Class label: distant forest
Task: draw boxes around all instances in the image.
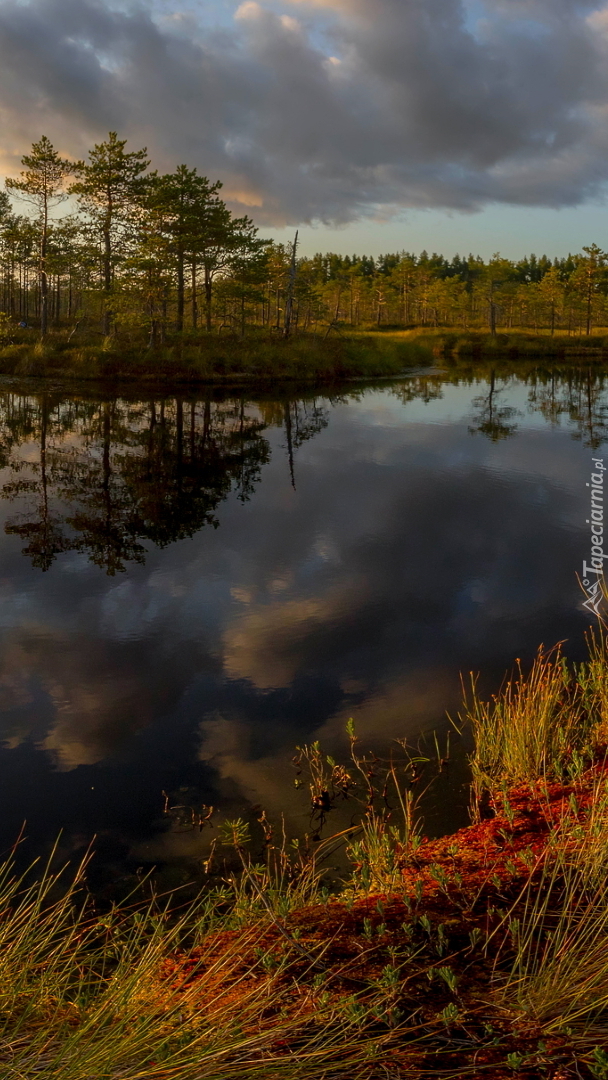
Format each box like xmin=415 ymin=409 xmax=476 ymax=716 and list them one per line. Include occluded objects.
xmin=2 ymin=134 xmax=608 ymax=342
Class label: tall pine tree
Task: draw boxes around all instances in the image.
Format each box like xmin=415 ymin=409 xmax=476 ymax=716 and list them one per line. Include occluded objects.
xmin=5 ymin=137 xmax=71 ymax=337
xmin=70 ymin=133 xmax=150 ymax=334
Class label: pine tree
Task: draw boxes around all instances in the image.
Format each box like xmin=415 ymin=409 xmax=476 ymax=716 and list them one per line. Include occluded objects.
xmin=199 ymin=208 xmax=263 ymax=332
xmin=69 ymin=133 xmax=150 ymax=334
xmin=152 ymin=166 xmax=223 ymax=332
xmin=0 ymin=190 xmax=11 ymax=226
xmin=5 ymin=137 xmax=71 ymax=337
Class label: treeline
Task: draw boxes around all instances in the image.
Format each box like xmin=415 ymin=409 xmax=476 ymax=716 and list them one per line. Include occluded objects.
xmin=0 ymin=134 xmax=265 ymax=344
xmin=299 ymin=247 xmax=608 ymax=337
xmin=2 ymin=134 xmax=608 ymax=342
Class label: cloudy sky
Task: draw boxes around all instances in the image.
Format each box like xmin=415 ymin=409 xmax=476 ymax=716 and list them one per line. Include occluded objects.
xmin=2 ymin=0 xmax=608 ymax=256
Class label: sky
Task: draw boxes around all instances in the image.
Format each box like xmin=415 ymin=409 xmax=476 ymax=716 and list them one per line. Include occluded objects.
xmin=2 ymin=0 xmax=608 ymax=258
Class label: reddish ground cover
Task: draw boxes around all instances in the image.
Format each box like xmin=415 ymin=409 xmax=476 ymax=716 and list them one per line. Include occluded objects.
xmin=158 ymin=767 xmax=608 ymax=1079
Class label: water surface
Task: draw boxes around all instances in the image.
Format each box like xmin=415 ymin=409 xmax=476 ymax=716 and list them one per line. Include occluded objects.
xmin=0 ymin=366 xmax=604 ymax=884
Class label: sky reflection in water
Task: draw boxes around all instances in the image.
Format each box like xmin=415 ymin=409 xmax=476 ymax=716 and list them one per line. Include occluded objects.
xmin=0 ymin=367 xmax=603 ymax=881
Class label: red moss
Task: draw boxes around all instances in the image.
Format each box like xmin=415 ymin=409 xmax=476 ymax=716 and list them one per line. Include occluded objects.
xmin=155 ymin=766 xmax=608 ymax=1078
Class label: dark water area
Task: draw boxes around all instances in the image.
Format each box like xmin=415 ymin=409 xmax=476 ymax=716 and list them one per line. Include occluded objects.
xmin=0 ymin=365 xmax=605 ymax=888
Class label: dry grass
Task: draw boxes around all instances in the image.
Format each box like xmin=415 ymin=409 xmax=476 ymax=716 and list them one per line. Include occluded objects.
xmin=457 ymin=634 xmax=608 ymax=811
xmin=0 ymin=841 xmax=408 ymax=1079
xmin=0 ymin=329 xmax=430 ymax=384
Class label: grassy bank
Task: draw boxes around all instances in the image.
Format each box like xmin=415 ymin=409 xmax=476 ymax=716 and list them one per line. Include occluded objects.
xmin=369 ymin=327 xmax=608 ymax=362
xmin=0 ymin=329 xmax=434 ymax=384
xmin=2 ymin=325 xmax=608 ymax=387
xmin=3 ymin=637 xmax=608 ymax=1078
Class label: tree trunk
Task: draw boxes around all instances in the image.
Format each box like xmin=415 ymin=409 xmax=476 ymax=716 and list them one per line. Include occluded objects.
xmin=283 ymin=231 xmax=298 ymax=339
xmin=102 ymin=212 xmax=112 ymax=336
xmin=204 ymin=269 xmax=213 ymax=332
xmin=39 ymin=204 xmax=48 ymax=338
xmin=176 ymin=245 xmax=184 ymax=332
xmin=191 ymin=259 xmax=198 ymax=328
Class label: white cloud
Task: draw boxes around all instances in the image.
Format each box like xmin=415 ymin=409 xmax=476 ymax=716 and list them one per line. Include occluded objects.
xmin=279 ymin=13 xmax=301 ymax=31
xmin=235 ymin=1 xmax=263 ymax=20
xmin=587 ymin=3 xmax=608 ymax=41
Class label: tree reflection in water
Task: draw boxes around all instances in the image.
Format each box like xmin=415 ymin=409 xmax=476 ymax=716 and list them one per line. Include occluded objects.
xmin=0 ymin=392 xmax=331 ymax=573
xmin=2 ymin=367 xmax=608 ymax=574
xmin=393 ymin=363 xmax=608 ymax=451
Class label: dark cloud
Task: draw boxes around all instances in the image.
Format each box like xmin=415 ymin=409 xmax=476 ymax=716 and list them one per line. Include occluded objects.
xmin=0 ymin=0 xmax=607 ymax=230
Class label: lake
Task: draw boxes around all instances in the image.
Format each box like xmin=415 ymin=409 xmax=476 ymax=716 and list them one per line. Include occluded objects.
xmin=0 ymin=364 xmax=603 ymax=889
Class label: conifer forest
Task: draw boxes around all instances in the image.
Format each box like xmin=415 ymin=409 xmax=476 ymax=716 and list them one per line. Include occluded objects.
xmin=3 ymin=134 xmax=608 ymax=346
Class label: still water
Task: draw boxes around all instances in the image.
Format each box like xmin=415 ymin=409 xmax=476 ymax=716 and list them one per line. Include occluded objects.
xmin=0 ymin=366 xmax=603 ymax=885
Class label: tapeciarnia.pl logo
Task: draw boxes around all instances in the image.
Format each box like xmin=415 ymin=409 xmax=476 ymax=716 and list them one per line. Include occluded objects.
xmin=582 ymin=457 xmax=607 ymax=615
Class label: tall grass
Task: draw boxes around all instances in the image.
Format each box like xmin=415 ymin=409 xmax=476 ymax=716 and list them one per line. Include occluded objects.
xmin=0 ymin=841 xmax=404 ymax=1079
xmin=0 ymin=732 xmax=442 ymax=1078
xmin=457 ymin=632 xmax=608 ymax=1067
xmin=294 ymin=730 xmax=429 ymax=896
xmin=490 ymin=767 xmax=608 ymax=1052
xmin=458 ymin=635 xmax=608 ymax=810
xmin=422 ymin=328 xmax=608 ymax=360
xmin=0 ymin=330 xmax=431 ymax=383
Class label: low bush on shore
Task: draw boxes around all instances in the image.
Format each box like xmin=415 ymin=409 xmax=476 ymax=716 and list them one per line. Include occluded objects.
xmin=2 ymin=635 xmax=608 ymax=1078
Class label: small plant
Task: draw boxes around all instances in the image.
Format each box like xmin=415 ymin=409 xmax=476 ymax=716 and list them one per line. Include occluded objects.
xmin=429 ymin=862 xmax=449 ymax=891
xmin=434 ymin=922 xmax=448 ymax=956
xmin=439 ymin=1002 xmax=460 ymax=1027
xmin=591 ymin=1048 xmax=608 ymax=1079
xmin=377 ymin=965 xmax=400 ymax=992
xmin=469 ymin=927 xmax=484 ymax=950
xmin=436 ymin=965 xmax=458 ymax=993
xmin=418 ymin=914 xmax=431 ymax=934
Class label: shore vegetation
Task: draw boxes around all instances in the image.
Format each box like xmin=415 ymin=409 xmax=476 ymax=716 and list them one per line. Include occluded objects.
xmin=4 ymin=137 xmax=608 ymax=382
xmin=2 ymin=632 xmax=608 ymax=1078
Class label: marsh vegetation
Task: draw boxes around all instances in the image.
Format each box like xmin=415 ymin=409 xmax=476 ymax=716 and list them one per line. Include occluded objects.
xmin=2 ymin=635 xmax=608 ymax=1078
